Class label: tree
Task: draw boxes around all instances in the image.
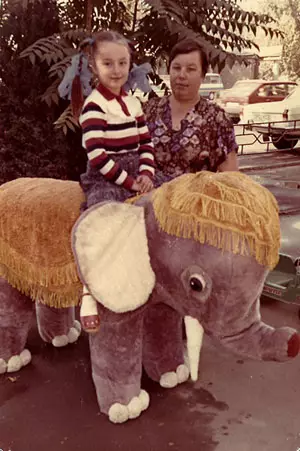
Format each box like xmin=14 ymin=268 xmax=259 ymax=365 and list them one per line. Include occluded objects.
xmin=136 ymin=0 xmax=284 ymax=70
xmin=0 ymin=0 xmax=85 ymax=184
xmin=20 ymin=0 xmax=283 ymax=131
xmin=261 ymin=0 xmax=300 ymax=80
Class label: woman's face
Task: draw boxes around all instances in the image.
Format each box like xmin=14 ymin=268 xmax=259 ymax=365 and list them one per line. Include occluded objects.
xmin=169 ymin=50 xmax=204 ymax=101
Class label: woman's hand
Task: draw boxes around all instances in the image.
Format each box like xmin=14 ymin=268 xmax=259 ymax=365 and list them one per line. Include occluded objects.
xmin=136 ymin=175 xmax=154 ymax=193
xmin=218 ymin=151 xmax=239 ymax=172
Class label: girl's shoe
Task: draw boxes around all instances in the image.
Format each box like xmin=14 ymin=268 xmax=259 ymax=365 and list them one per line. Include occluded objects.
xmin=80 ymin=314 xmax=100 ymax=334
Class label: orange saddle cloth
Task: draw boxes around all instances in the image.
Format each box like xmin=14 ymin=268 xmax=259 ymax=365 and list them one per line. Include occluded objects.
xmin=0 ymin=178 xmax=85 ymax=307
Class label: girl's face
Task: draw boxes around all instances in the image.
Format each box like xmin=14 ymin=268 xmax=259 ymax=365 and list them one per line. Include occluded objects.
xmin=93 ymin=41 xmax=130 ymax=95
xmin=169 ymin=51 xmax=204 ymax=101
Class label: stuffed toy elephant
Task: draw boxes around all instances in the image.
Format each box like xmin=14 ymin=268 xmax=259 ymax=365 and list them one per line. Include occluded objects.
xmin=0 ymin=171 xmax=299 ymax=424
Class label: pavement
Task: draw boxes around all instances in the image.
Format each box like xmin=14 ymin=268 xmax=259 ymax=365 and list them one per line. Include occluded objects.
xmin=1 ymin=300 xmax=300 ymax=451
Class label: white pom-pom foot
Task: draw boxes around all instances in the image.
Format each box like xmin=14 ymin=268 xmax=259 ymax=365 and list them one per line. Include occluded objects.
xmin=20 ymin=349 xmax=32 ymax=366
xmin=52 ymin=335 xmax=69 ymax=347
xmin=160 ymin=371 xmax=178 ymax=388
xmin=51 ymin=320 xmax=82 ymax=347
xmin=109 ymin=403 xmax=129 ymax=424
xmin=73 ymin=320 xmax=81 ymax=334
xmin=176 ymin=364 xmax=190 ymax=383
xmin=0 ymin=349 xmax=32 ymax=373
xmin=160 ymin=364 xmax=190 ymax=388
xmin=67 ymin=327 xmax=80 ymax=344
xmin=7 ymin=355 xmax=22 ymax=372
xmin=108 ymin=390 xmax=150 ymax=424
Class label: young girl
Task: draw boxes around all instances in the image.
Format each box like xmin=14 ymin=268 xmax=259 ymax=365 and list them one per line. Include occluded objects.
xmin=78 ymin=30 xmax=155 ymax=333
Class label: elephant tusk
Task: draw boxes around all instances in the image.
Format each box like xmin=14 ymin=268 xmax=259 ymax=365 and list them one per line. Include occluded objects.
xmin=184 ymin=316 xmax=204 ymax=382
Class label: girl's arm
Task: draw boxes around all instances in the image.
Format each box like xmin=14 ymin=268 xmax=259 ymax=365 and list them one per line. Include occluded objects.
xmin=80 ymin=102 xmax=135 ymax=190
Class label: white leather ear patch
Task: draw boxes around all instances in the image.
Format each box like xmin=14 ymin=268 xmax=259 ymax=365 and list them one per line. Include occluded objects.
xmin=72 ymin=202 xmax=155 ymax=313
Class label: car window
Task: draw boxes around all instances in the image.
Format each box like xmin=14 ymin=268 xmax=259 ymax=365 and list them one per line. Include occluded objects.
xmin=229 ymin=82 xmax=260 ymax=96
xmin=286 ymin=84 xmax=297 ymax=95
xmin=272 ymin=84 xmax=288 ymax=96
xmin=203 ymin=74 xmax=222 ymax=84
xmin=257 ymin=84 xmax=276 ymax=97
xmin=285 ymin=85 xmax=300 ymax=100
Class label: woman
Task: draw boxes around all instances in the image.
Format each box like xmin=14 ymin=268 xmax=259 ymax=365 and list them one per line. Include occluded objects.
xmin=143 ymin=39 xmax=239 ymax=181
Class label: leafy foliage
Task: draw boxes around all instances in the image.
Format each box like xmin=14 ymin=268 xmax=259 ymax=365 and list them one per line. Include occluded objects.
xmin=0 ymin=0 xmax=86 ymax=184
xmin=58 ymin=0 xmax=132 ymax=32
xmin=262 ymin=0 xmax=300 ymax=80
xmin=139 ymin=0 xmax=284 ymax=71
xmin=19 ymin=0 xmax=136 ymax=130
xmin=19 ymin=0 xmax=284 ymax=131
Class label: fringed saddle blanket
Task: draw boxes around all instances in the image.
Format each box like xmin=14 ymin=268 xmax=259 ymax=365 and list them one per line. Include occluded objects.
xmin=0 ymin=178 xmax=85 ymax=308
xmin=0 ymin=172 xmax=280 ymax=308
xmin=152 ymin=171 xmax=280 ymax=270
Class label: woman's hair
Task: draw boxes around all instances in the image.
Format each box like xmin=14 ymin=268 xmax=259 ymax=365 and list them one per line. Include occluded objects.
xmin=80 ymin=30 xmax=131 ymax=57
xmin=168 ymin=39 xmax=209 ymax=76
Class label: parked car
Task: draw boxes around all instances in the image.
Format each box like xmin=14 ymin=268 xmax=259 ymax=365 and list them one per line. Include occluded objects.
xmin=199 ymin=73 xmax=224 ymax=101
xmin=136 ymin=74 xmax=224 ymax=102
xmin=219 ymin=79 xmax=297 ymax=123
xmin=241 ymin=84 xmax=300 ymax=150
xmin=241 ymin=157 xmax=300 ymax=310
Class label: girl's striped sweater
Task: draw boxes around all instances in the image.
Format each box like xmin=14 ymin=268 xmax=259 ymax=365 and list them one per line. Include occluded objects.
xmin=79 ymin=83 xmax=155 ymax=190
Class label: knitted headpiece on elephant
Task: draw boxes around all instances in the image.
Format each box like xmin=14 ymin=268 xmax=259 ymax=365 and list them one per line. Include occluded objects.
xmin=0 ymin=171 xmax=299 ymax=424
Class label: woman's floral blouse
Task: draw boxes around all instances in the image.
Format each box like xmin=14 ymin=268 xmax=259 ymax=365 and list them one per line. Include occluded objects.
xmin=143 ymin=95 xmax=238 ymax=178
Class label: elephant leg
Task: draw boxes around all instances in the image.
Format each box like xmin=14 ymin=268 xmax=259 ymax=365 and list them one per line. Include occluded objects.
xmin=89 ymin=310 xmax=148 ymax=423
xmin=36 ymin=302 xmax=81 ymax=347
xmin=143 ymin=303 xmax=188 ymax=387
xmin=216 ymin=318 xmax=300 ymax=362
xmin=0 ymin=277 xmax=34 ymax=373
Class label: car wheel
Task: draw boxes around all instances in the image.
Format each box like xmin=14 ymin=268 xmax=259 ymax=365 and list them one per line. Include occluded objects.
xmin=271 ymin=136 xmax=298 ymax=150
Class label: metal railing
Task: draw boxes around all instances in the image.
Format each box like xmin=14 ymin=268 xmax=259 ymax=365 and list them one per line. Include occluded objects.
xmin=234 ymin=119 xmax=300 ymax=154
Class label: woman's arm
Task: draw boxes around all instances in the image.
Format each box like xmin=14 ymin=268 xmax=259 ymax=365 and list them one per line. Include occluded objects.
xmin=216 ymin=110 xmax=239 ymax=172
xmin=218 ymin=150 xmax=239 ymax=172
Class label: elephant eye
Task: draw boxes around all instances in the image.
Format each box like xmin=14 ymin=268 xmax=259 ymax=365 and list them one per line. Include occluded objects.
xmin=189 ymin=274 xmax=206 ymax=292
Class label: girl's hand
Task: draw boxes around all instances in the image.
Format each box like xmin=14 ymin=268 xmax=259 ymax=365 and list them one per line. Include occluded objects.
xmin=132 ymin=180 xmax=142 ymax=192
xmin=136 ymin=175 xmax=154 ymax=193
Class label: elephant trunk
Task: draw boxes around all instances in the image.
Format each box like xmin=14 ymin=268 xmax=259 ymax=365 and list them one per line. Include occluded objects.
xmin=184 ymin=316 xmax=204 ymax=382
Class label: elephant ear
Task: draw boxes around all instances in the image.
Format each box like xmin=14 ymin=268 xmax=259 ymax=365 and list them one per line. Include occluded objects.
xmin=72 ymin=202 xmax=155 ymax=313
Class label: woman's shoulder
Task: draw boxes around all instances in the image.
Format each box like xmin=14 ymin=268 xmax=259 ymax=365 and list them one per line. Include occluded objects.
xmin=196 ymin=98 xmax=231 ymax=123
xmin=142 ymin=95 xmax=168 ymax=117
xmin=197 ymin=97 xmax=228 ymax=119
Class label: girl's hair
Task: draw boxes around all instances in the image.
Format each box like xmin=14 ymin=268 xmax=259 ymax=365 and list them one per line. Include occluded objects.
xmin=80 ymin=30 xmax=131 ymax=57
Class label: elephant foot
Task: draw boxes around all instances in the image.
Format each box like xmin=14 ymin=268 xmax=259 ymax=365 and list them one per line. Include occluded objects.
xmin=0 ymin=349 xmax=32 ymax=374
xmin=159 ymin=364 xmax=189 ymax=388
xmin=108 ymin=390 xmax=150 ymax=424
xmin=51 ymin=320 xmax=81 ymax=347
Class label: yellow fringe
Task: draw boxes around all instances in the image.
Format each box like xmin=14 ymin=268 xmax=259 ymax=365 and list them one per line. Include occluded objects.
xmin=0 ymin=237 xmax=82 ymax=307
xmin=0 ymin=263 xmax=82 ymax=308
xmin=0 ymin=177 xmax=84 ymax=307
xmin=152 ymin=171 xmax=280 ymax=269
